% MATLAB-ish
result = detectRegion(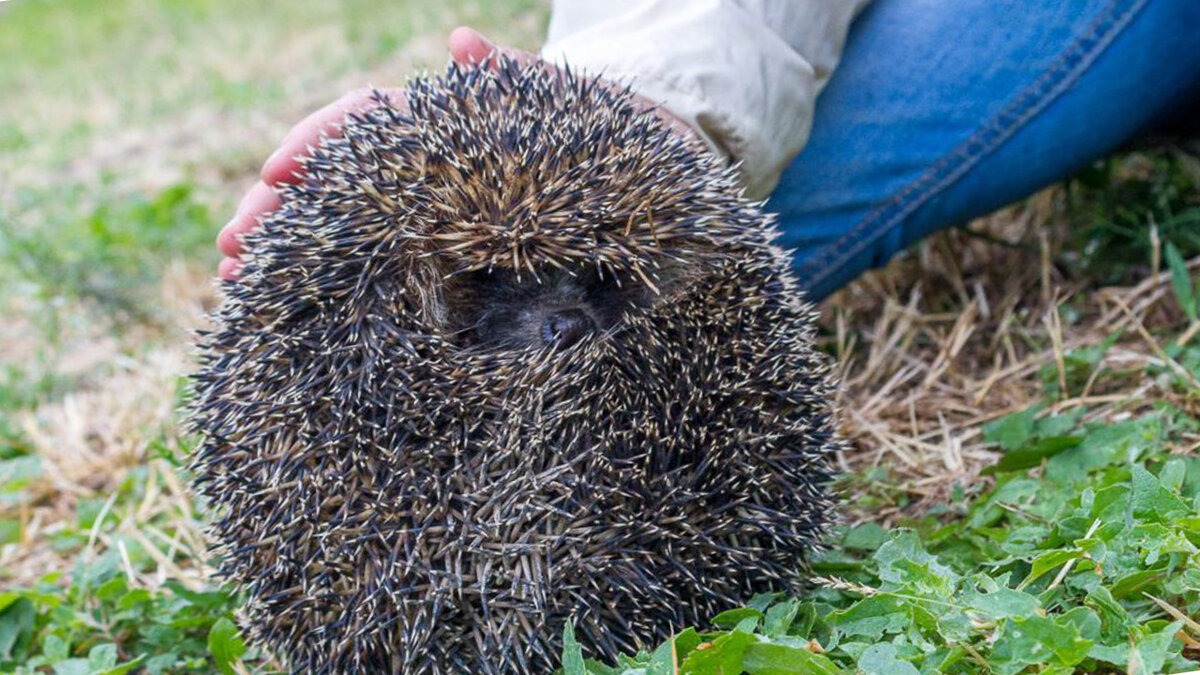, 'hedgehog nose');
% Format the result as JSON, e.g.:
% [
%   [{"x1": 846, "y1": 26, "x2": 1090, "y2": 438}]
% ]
[{"x1": 542, "y1": 308, "x2": 593, "y2": 348}]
